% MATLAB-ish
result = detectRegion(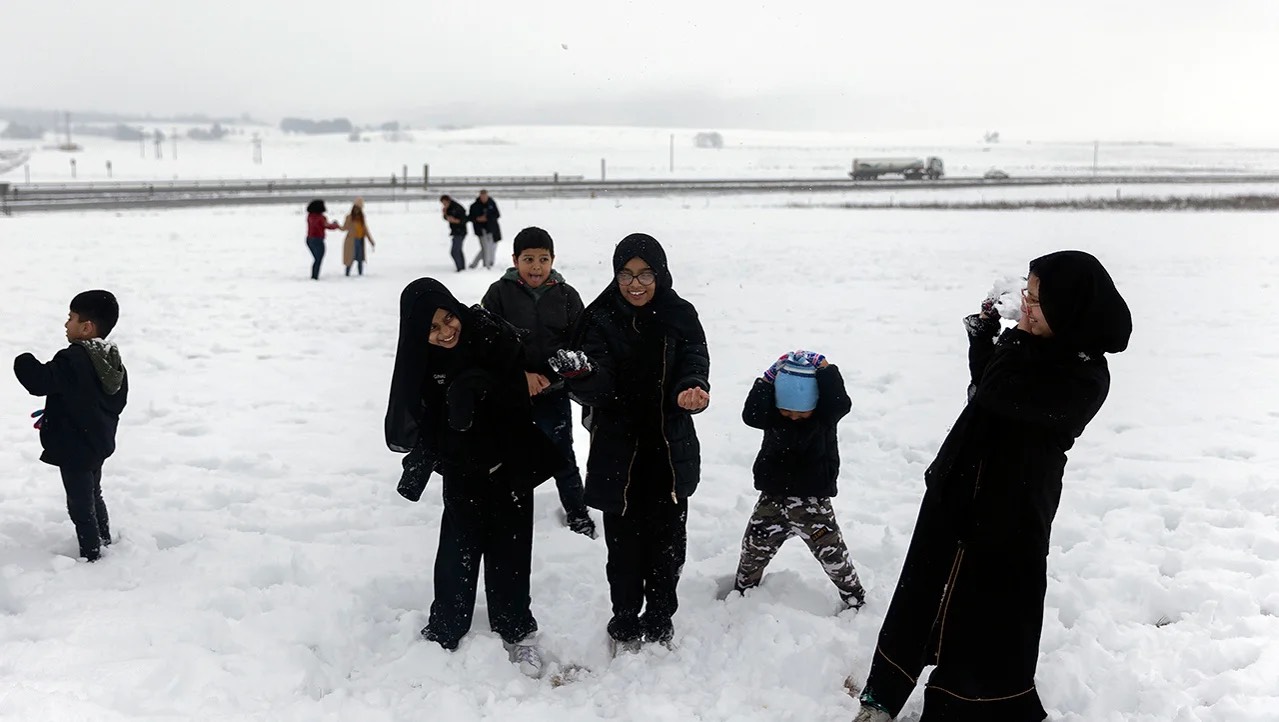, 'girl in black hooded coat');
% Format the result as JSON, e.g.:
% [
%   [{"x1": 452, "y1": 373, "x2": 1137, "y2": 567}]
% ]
[
  {"x1": 855, "y1": 251, "x2": 1132, "y2": 722},
  {"x1": 556, "y1": 234, "x2": 711, "y2": 651},
  {"x1": 384, "y1": 278, "x2": 562, "y2": 677}
]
